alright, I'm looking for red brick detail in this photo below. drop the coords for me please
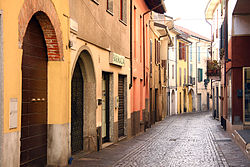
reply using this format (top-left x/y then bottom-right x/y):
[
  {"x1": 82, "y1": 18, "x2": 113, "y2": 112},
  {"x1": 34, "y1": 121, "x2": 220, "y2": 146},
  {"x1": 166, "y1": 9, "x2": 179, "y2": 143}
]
[{"x1": 18, "y1": 0, "x2": 63, "y2": 61}]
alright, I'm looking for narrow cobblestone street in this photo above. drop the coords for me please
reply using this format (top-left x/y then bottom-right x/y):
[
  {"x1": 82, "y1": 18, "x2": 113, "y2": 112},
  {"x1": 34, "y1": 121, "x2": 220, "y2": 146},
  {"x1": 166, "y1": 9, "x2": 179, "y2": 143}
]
[{"x1": 71, "y1": 111, "x2": 250, "y2": 167}]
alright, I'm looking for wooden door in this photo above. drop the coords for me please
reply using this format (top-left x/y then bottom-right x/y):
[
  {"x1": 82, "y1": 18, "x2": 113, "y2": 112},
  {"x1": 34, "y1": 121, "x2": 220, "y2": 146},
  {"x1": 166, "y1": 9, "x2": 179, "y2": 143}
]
[
  {"x1": 21, "y1": 16, "x2": 48, "y2": 167},
  {"x1": 71, "y1": 61, "x2": 84, "y2": 153}
]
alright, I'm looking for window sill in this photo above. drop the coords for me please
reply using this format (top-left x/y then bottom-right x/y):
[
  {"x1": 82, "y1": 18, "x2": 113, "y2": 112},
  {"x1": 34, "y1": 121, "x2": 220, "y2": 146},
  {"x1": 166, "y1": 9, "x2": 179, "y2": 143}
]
[
  {"x1": 91, "y1": 0, "x2": 99, "y2": 5},
  {"x1": 106, "y1": 10, "x2": 114, "y2": 16},
  {"x1": 119, "y1": 19, "x2": 127, "y2": 26}
]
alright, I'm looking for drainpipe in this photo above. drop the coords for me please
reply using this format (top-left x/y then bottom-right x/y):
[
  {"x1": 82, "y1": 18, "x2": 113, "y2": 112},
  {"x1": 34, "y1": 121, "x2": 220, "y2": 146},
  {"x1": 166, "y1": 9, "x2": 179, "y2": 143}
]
[
  {"x1": 129, "y1": 0, "x2": 133, "y2": 89},
  {"x1": 205, "y1": 14, "x2": 213, "y2": 108},
  {"x1": 224, "y1": 0, "x2": 228, "y2": 88},
  {"x1": 143, "y1": 3, "x2": 163, "y2": 85}
]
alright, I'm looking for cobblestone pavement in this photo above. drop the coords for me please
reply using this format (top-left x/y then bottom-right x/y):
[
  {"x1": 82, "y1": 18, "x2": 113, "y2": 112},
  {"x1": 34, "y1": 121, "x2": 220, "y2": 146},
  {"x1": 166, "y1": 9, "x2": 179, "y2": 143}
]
[{"x1": 71, "y1": 111, "x2": 250, "y2": 167}]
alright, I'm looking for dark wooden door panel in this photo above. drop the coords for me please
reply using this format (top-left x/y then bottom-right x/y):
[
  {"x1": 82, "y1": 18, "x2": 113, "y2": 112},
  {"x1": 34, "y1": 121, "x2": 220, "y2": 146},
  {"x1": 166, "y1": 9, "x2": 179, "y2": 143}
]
[
  {"x1": 21, "y1": 15, "x2": 47, "y2": 167},
  {"x1": 71, "y1": 61, "x2": 84, "y2": 153}
]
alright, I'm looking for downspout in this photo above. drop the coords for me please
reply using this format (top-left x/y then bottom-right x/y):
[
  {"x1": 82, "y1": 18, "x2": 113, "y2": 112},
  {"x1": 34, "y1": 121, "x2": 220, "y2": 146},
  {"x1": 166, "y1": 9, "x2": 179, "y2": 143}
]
[
  {"x1": 143, "y1": 3, "x2": 163, "y2": 85},
  {"x1": 129, "y1": 0, "x2": 133, "y2": 89},
  {"x1": 224, "y1": 0, "x2": 228, "y2": 88},
  {"x1": 205, "y1": 13, "x2": 213, "y2": 103}
]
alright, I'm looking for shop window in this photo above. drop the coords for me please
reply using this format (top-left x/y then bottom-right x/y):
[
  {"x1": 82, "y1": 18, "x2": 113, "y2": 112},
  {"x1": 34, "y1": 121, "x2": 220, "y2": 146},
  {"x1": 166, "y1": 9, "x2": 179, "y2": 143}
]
[
  {"x1": 227, "y1": 70, "x2": 232, "y2": 123},
  {"x1": 243, "y1": 68, "x2": 250, "y2": 124}
]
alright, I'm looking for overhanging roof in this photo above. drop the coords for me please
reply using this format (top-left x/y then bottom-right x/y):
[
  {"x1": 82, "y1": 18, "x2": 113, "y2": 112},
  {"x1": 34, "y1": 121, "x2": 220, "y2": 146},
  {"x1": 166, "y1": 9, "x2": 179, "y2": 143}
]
[
  {"x1": 144, "y1": 0, "x2": 166, "y2": 14},
  {"x1": 205, "y1": 0, "x2": 220, "y2": 20}
]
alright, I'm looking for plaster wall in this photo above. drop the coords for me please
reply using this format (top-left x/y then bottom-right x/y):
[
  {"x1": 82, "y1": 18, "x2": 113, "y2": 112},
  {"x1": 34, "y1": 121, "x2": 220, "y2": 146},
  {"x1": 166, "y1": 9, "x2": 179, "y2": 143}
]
[
  {"x1": 0, "y1": 10, "x2": 3, "y2": 167},
  {"x1": 1, "y1": 0, "x2": 70, "y2": 166}
]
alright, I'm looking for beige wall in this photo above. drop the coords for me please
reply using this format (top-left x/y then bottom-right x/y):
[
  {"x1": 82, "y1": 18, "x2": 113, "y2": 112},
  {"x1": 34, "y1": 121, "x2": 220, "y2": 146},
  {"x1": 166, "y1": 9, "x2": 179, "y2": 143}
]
[{"x1": 69, "y1": 0, "x2": 130, "y2": 59}]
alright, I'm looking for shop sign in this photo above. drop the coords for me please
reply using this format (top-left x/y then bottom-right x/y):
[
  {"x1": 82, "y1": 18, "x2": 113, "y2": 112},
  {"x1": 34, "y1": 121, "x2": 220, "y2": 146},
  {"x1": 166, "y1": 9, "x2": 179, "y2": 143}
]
[{"x1": 109, "y1": 52, "x2": 125, "y2": 67}]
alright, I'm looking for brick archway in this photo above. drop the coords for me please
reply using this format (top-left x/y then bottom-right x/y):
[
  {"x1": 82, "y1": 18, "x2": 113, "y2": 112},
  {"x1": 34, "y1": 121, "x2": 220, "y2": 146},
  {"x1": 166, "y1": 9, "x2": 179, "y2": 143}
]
[{"x1": 18, "y1": 0, "x2": 63, "y2": 61}]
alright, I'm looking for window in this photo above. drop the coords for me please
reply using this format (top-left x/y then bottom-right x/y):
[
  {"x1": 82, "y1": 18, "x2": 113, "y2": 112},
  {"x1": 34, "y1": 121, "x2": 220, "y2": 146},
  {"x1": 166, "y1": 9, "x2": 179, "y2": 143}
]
[
  {"x1": 155, "y1": 39, "x2": 160, "y2": 64},
  {"x1": 198, "y1": 46, "x2": 201, "y2": 63},
  {"x1": 107, "y1": 0, "x2": 113, "y2": 13},
  {"x1": 179, "y1": 42, "x2": 186, "y2": 61},
  {"x1": 190, "y1": 64, "x2": 193, "y2": 77},
  {"x1": 179, "y1": 68, "x2": 182, "y2": 86},
  {"x1": 189, "y1": 45, "x2": 192, "y2": 61},
  {"x1": 172, "y1": 65, "x2": 174, "y2": 79},
  {"x1": 184, "y1": 68, "x2": 186, "y2": 84},
  {"x1": 140, "y1": 16, "x2": 142, "y2": 62},
  {"x1": 120, "y1": 0, "x2": 127, "y2": 23},
  {"x1": 172, "y1": 37, "x2": 174, "y2": 51},
  {"x1": 198, "y1": 68, "x2": 203, "y2": 82},
  {"x1": 150, "y1": 40, "x2": 152, "y2": 77}
]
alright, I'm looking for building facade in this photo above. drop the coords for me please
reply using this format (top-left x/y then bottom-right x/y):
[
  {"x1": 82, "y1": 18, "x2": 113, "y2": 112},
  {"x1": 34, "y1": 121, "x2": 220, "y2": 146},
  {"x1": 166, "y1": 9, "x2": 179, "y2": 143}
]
[
  {"x1": 149, "y1": 12, "x2": 171, "y2": 124},
  {"x1": 131, "y1": 0, "x2": 165, "y2": 135},
  {"x1": 0, "y1": 0, "x2": 70, "y2": 166},
  {"x1": 69, "y1": 0, "x2": 131, "y2": 154}
]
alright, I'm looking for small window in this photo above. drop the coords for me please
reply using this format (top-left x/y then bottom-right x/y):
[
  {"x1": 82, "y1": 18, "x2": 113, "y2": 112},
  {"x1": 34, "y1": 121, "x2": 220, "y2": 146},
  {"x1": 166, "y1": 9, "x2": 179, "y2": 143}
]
[
  {"x1": 172, "y1": 65, "x2": 174, "y2": 79},
  {"x1": 189, "y1": 45, "x2": 192, "y2": 61},
  {"x1": 198, "y1": 46, "x2": 201, "y2": 63},
  {"x1": 107, "y1": 0, "x2": 113, "y2": 13},
  {"x1": 120, "y1": 0, "x2": 127, "y2": 23},
  {"x1": 190, "y1": 64, "x2": 193, "y2": 77},
  {"x1": 198, "y1": 68, "x2": 203, "y2": 82},
  {"x1": 179, "y1": 68, "x2": 182, "y2": 86},
  {"x1": 184, "y1": 68, "x2": 186, "y2": 84}
]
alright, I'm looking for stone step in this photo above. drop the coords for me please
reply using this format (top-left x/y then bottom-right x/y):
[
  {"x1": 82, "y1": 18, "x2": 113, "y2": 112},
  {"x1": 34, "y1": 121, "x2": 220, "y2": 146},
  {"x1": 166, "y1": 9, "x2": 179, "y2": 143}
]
[{"x1": 233, "y1": 130, "x2": 250, "y2": 155}]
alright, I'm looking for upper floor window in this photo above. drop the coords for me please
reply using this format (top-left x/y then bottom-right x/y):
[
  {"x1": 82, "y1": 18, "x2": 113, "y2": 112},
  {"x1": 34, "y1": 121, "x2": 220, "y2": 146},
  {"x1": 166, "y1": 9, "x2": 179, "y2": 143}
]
[
  {"x1": 179, "y1": 68, "x2": 182, "y2": 86},
  {"x1": 198, "y1": 46, "x2": 201, "y2": 63},
  {"x1": 107, "y1": 0, "x2": 113, "y2": 13},
  {"x1": 184, "y1": 68, "x2": 186, "y2": 84},
  {"x1": 179, "y1": 42, "x2": 186, "y2": 61},
  {"x1": 120, "y1": 0, "x2": 127, "y2": 23},
  {"x1": 172, "y1": 65, "x2": 174, "y2": 79},
  {"x1": 198, "y1": 68, "x2": 203, "y2": 82},
  {"x1": 189, "y1": 45, "x2": 192, "y2": 61}
]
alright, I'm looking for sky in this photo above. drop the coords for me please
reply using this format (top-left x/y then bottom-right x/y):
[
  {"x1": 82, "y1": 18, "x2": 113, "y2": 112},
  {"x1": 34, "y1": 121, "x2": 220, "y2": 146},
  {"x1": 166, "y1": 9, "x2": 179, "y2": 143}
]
[{"x1": 165, "y1": 0, "x2": 211, "y2": 39}]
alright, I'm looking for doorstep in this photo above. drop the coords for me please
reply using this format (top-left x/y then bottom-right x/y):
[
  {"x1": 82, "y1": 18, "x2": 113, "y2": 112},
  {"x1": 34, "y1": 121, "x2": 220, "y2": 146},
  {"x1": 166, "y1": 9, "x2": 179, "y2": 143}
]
[{"x1": 233, "y1": 130, "x2": 250, "y2": 157}]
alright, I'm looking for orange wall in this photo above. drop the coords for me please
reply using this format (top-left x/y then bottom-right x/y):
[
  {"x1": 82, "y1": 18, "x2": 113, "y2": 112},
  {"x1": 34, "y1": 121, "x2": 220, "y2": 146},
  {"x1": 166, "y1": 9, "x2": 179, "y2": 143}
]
[{"x1": 132, "y1": 0, "x2": 150, "y2": 116}]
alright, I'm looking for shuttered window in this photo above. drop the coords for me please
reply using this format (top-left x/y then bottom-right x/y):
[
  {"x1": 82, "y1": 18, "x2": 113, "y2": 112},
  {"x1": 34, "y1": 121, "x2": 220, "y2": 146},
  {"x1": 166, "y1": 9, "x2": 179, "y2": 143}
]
[
  {"x1": 198, "y1": 68, "x2": 203, "y2": 82},
  {"x1": 179, "y1": 42, "x2": 186, "y2": 61},
  {"x1": 155, "y1": 39, "x2": 160, "y2": 64}
]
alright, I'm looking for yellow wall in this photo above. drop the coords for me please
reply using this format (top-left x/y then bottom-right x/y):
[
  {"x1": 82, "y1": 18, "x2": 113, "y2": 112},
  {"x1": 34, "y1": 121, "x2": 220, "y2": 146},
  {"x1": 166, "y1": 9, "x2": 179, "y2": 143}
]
[
  {"x1": 177, "y1": 39, "x2": 189, "y2": 114},
  {"x1": 1, "y1": 0, "x2": 70, "y2": 133}
]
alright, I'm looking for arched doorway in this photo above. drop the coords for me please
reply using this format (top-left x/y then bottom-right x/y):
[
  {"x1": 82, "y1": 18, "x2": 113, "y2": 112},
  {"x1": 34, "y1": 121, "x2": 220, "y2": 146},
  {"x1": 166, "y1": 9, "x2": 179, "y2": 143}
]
[
  {"x1": 71, "y1": 48, "x2": 96, "y2": 153},
  {"x1": 171, "y1": 90, "x2": 175, "y2": 115},
  {"x1": 21, "y1": 15, "x2": 48, "y2": 167},
  {"x1": 71, "y1": 60, "x2": 84, "y2": 153},
  {"x1": 188, "y1": 89, "x2": 194, "y2": 112}
]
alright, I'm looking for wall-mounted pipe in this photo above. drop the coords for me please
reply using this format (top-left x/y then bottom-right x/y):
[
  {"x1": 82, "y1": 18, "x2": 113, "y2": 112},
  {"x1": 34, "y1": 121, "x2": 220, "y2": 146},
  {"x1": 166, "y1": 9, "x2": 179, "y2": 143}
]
[{"x1": 129, "y1": 0, "x2": 133, "y2": 89}]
